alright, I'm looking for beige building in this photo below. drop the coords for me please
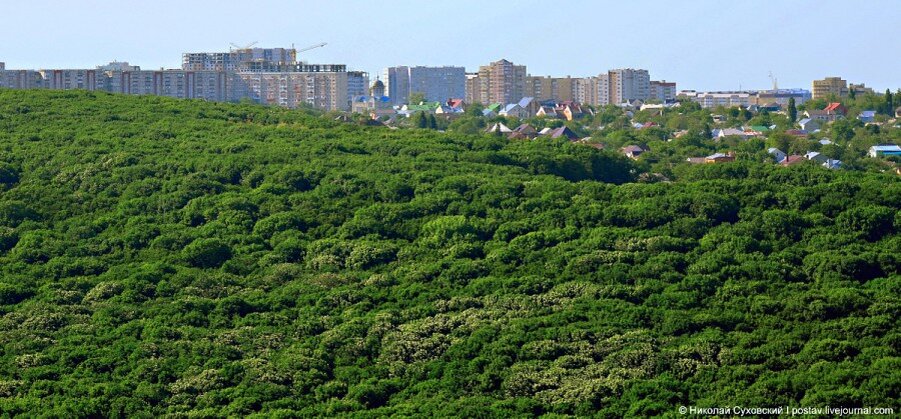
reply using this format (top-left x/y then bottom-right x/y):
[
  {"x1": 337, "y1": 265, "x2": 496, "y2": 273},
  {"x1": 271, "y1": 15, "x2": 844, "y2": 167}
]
[
  {"x1": 850, "y1": 83, "x2": 875, "y2": 96},
  {"x1": 474, "y1": 59, "x2": 526, "y2": 105},
  {"x1": 235, "y1": 71, "x2": 348, "y2": 110},
  {"x1": 524, "y1": 75, "x2": 581, "y2": 102},
  {"x1": 812, "y1": 77, "x2": 848, "y2": 99},
  {"x1": 649, "y1": 80, "x2": 677, "y2": 102}
]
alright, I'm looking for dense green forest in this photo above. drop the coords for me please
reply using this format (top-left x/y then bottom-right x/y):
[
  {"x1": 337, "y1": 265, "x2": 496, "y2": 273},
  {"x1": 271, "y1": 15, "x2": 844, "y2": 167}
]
[{"x1": 0, "y1": 90, "x2": 898, "y2": 417}]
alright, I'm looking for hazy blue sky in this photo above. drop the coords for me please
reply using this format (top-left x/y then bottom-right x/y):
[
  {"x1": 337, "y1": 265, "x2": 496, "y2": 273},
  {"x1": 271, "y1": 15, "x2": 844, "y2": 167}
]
[{"x1": 1, "y1": 0, "x2": 898, "y2": 91}]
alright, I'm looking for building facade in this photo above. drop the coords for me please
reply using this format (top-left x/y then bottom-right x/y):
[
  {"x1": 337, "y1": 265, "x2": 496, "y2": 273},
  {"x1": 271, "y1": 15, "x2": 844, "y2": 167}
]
[
  {"x1": 680, "y1": 90, "x2": 753, "y2": 108},
  {"x1": 608, "y1": 68, "x2": 650, "y2": 103},
  {"x1": 182, "y1": 47, "x2": 297, "y2": 71},
  {"x1": 649, "y1": 80, "x2": 677, "y2": 102},
  {"x1": 347, "y1": 71, "x2": 370, "y2": 107},
  {"x1": 475, "y1": 59, "x2": 526, "y2": 105},
  {"x1": 755, "y1": 88, "x2": 811, "y2": 106},
  {"x1": 812, "y1": 77, "x2": 848, "y2": 99},
  {"x1": 1, "y1": 48, "x2": 358, "y2": 111},
  {"x1": 382, "y1": 66, "x2": 465, "y2": 105}
]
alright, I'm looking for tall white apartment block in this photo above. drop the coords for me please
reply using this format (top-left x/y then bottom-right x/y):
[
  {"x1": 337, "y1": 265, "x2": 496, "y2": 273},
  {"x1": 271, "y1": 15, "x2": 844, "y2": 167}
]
[{"x1": 383, "y1": 66, "x2": 465, "y2": 104}]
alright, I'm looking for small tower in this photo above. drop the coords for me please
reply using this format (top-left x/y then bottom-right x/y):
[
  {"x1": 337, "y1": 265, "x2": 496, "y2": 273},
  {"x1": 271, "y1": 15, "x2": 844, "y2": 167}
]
[{"x1": 370, "y1": 78, "x2": 385, "y2": 99}]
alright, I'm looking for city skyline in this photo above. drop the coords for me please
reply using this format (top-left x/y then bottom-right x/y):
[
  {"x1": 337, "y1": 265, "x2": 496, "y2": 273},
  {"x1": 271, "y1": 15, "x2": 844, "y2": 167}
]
[{"x1": 1, "y1": 0, "x2": 899, "y2": 92}]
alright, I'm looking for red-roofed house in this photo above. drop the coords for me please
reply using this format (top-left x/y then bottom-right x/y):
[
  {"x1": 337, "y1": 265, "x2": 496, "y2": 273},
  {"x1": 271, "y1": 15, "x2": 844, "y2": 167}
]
[
  {"x1": 805, "y1": 103, "x2": 847, "y2": 122},
  {"x1": 780, "y1": 155, "x2": 806, "y2": 166},
  {"x1": 446, "y1": 98, "x2": 465, "y2": 110},
  {"x1": 824, "y1": 102, "x2": 847, "y2": 115}
]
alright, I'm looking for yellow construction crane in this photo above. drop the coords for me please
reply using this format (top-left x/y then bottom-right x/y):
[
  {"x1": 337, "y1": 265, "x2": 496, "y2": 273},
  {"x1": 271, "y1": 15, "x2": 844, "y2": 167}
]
[{"x1": 229, "y1": 41, "x2": 259, "y2": 52}]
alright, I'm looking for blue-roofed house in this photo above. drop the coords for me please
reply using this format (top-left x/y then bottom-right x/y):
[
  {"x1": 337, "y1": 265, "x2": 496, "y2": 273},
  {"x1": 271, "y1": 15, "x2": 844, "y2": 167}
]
[
  {"x1": 822, "y1": 159, "x2": 842, "y2": 170},
  {"x1": 798, "y1": 118, "x2": 821, "y2": 131},
  {"x1": 499, "y1": 103, "x2": 528, "y2": 119},
  {"x1": 518, "y1": 97, "x2": 539, "y2": 116},
  {"x1": 858, "y1": 110, "x2": 877, "y2": 123},
  {"x1": 868, "y1": 144, "x2": 901, "y2": 158},
  {"x1": 768, "y1": 147, "x2": 787, "y2": 163}
]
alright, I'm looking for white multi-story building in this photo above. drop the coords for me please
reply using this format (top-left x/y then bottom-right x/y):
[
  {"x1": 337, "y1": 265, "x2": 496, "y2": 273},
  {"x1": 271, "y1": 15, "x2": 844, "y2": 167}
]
[
  {"x1": 609, "y1": 68, "x2": 650, "y2": 103},
  {"x1": 0, "y1": 68, "x2": 42, "y2": 89},
  {"x1": 383, "y1": 65, "x2": 465, "y2": 104},
  {"x1": 39, "y1": 69, "x2": 100, "y2": 90},
  {"x1": 680, "y1": 90, "x2": 754, "y2": 108}
]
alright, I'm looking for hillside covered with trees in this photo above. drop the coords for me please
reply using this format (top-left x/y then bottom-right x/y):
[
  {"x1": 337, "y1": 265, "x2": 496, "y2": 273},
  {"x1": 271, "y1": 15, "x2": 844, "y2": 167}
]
[{"x1": 0, "y1": 90, "x2": 898, "y2": 417}]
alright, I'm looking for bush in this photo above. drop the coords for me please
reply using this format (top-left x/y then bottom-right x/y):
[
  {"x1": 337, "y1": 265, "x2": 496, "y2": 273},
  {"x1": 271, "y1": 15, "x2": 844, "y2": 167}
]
[{"x1": 183, "y1": 238, "x2": 233, "y2": 268}]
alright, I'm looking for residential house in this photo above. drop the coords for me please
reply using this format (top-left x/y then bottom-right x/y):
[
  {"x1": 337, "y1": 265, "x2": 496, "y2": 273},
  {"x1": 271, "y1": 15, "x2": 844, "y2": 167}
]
[
  {"x1": 748, "y1": 125, "x2": 770, "y2": 134},
  {"x1": 622, "y1": 145, "x2": 645, "y2": 159},
  {"x1": 485, "y1": 122, "x2": 513, "y2": 134},
  {"x1": 759, "y1": 102, "x2": 781, "y2": 112},
  {"x1": 482, "y1": 108, "x2": 497, "y2": 118},
  {"x1": 435, "y1": 104, "x2": 463, "y2": 115},
  {"x1": 686, "y1": 157, "x2": 708, "y2": 164},
  {"x1": 868, "y1": 144, "x2": 901, "y2": 158},
  {"x1": 705, "y1": 152, "x2": 735, "y2": 163},
  {"x1": 538, "y1": 127, "x2": 553, "y2": 135},
  {"x1": 767, "y1": 148, "x2": 787, "y2": 163},
  {"x1": 804, "y1": 151, "x2": 828, "y2": 163},
  {"x1": 714, "y1": 127, "x2": 750, "y2": 140},
  {"x1": 499, "y1": 103, "x2": 528, "y2": 119},
  {"x1": 896, "y1": 106, "x2": 901, "y2": 118},
  {"x1": 804, "y1": 102, "x2": 847, "y2": 123},
  {"x1": 446, "y1": 98, "x2": 465, "y2": 110},
  {"x1": 822, "y1": 159, "x2": 842, "y2": 170},
  {"x1": 400, "y1": 102, "x2": 440, "y2": 117},
  {"x1": 786, "y1": 129, "x2": 809, "y2": 137},
  {"x1": 780, "y1": 155, "x2": 806, "y2": 166},
  {"x1": 518, "y1": 97, "x2": 539, "y2": 116},
  {"x1": 556, "y1": 101, "x2": 585, "y2": 121},
  {"x1": 858, "y1": 110, "x2": 877, "y2": 123},
  {"x1": 549, "y1": 126, "x2": 579, "y2": 140},
  {"x1": 798, "y1": 118, "x2": 821, "y2": 131},
  {"x1": 536, "y1": 106, "x2": 558, "y2": 118},
  {"x1": 818, "y1": 138, "x2": 833, "y2": 145},
  {"x1": 509, "y1": 123, "x2": 538, "y2": 139}
]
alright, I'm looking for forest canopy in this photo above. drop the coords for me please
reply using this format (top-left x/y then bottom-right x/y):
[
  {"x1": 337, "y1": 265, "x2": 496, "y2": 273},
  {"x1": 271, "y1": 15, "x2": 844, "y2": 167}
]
[{"x1": 0, "y1": 90, "x2": 897, "y2": 417}]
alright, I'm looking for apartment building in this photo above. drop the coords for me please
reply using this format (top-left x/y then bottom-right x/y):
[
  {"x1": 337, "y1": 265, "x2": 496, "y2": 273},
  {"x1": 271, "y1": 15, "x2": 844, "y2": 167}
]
[
  {"x1": 608, "y1": 68, "x2": 650, "y2": 103},
  {"x1": 0, "y1": 68, "x2": 42, "y2": 89},
  {"x1": 755, "y1": 88, "x2": 811, "y2": 106},
  {"x1": 182, "y1": 47, "x2": 296, "y2": 71},
  {"x1": 347, "y1": 71, "x2": 370, "y2": 106},
  {"x1": 383, "y1": 66, "x2": 465, "y2": 105},
  {"x1": 679, "y1": 90, "x2": 753, "y2": 108},
  {"x1": 464, "y1": 72, "x2": 479, "y2": 104},
  {"x1": 812, "y1": 77, "x2": 848, "y2": 99},
  {"x1": 474, "y1": 59, "x2": 526, "y2": 105},
  {"x1": 39, "y1": 69, "x2": 99, "y2": 91},
  {"x1": 649, "y1": 80, "x2": 677, "y2": 102},
  {"x1": 383, "y1": 66, "x2": 410, "y2": 105},
  {"x1": 235, "y1": 70, "x2": 348, "y2": 110}
]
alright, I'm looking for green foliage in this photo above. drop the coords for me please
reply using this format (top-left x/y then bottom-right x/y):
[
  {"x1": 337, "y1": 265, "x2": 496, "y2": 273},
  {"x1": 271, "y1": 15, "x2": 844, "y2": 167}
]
[
  {"x1": 183, "y1": 238, "x2": 233, "y2": 268},
  {"x1": 0, "y1": 90, "x2": 897, "y2": 417}
]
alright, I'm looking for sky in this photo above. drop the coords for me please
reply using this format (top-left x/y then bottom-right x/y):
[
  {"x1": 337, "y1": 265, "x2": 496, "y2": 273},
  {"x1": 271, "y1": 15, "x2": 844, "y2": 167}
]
[{"x1": 1, "y1": 0, "x2": 899, "y2": 91}]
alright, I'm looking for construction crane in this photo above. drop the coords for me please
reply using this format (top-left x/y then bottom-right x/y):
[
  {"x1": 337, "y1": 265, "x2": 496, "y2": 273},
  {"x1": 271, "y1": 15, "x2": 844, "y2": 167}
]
[
  {"x1": 229, "y1": 41, "x2": 258, "y2": 52},
  {"x1": 296, "y1": 42, "x2": 327, "y2": 53},
  {"x1": 768, "y1": 71, "x2": 778, "y2": 90}
]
